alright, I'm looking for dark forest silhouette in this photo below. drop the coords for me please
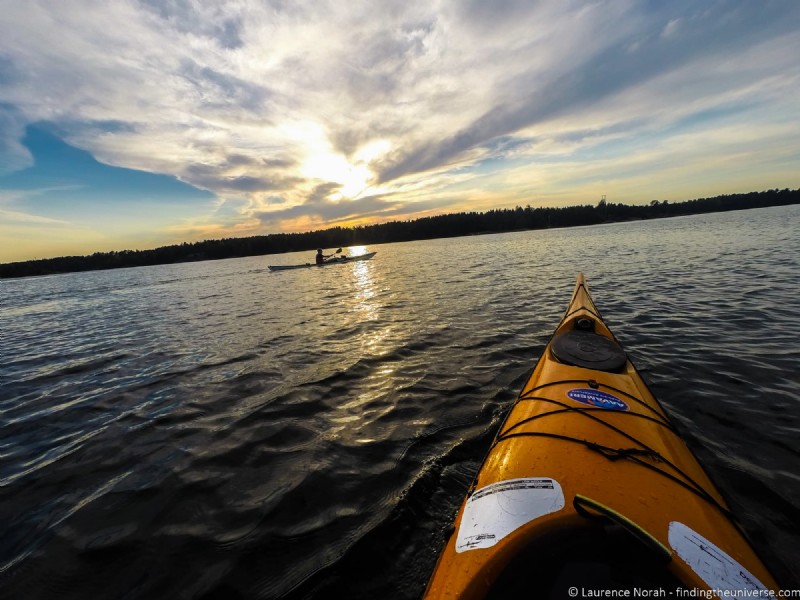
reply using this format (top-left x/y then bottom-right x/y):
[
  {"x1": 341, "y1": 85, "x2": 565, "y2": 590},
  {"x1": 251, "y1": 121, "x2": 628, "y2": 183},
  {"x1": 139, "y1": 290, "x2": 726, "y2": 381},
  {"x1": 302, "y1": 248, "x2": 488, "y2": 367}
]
[{"x1": 2, "y1": 188, "x2": 797, "y2": 278}]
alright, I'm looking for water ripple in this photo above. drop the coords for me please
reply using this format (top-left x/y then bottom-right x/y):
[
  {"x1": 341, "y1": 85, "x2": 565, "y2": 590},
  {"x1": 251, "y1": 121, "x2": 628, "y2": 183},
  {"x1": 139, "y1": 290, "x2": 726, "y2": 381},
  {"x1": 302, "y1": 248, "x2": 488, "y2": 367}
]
[{"x1": 0, "y1": 205, "x2": 798, "y2": 598}]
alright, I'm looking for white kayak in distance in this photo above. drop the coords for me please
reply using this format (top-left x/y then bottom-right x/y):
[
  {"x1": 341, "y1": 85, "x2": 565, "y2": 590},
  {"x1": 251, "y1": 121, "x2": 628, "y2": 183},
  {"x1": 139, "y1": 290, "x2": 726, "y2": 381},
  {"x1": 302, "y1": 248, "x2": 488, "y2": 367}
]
[{"x1": 268, "y1": 252, "x2": 377, "y2": 272}]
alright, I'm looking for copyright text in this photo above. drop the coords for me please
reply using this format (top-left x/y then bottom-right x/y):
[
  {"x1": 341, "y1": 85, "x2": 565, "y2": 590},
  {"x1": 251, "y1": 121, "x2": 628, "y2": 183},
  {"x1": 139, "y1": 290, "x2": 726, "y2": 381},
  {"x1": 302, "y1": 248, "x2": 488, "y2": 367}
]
[{"x1": 566, "y1": 589, "x2": 800, "y2": 598}]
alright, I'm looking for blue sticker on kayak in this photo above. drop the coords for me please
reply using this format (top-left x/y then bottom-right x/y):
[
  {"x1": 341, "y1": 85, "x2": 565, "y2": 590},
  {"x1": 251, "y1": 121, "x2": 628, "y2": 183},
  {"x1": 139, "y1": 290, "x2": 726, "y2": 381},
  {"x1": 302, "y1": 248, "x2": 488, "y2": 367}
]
[{"x1": 567, "y1": 389, "x2": 629, "y2": 411}]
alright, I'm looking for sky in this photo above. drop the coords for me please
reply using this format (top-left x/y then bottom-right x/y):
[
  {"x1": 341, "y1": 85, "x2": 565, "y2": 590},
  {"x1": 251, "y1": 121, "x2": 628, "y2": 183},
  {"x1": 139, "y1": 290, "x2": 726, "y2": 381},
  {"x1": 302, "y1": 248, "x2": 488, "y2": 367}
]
[{"x1": 1, "y1": 1, "x2": 799, "y2": 263}]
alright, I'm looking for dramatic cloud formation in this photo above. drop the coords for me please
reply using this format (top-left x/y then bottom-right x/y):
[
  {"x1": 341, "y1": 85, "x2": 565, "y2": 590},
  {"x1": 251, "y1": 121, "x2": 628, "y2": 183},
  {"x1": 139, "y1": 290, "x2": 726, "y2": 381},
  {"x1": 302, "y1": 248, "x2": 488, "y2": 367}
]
[{"x1": 1, "y1": 0, "x2": 799, "y2": 261}]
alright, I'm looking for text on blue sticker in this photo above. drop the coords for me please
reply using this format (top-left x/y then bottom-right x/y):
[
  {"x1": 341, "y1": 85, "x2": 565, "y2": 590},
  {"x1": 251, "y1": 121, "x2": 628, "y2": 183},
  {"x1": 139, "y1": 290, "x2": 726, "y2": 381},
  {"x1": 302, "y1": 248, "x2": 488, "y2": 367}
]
[{"x1": 567, "y1": 388, "x2": 629, "y2": 411}]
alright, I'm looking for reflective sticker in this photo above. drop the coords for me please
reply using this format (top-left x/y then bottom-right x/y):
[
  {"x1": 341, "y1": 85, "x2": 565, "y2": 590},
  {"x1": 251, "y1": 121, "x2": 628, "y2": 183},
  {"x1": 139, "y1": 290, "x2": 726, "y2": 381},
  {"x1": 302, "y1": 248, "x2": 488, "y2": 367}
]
[
  {"x1": 668, "y1": 521, "x2": 768, "y2": 592},
  {"x1": 455, "y1": 478, "x2": 565, "y2": 553},
  {"x1": 567, "y1": 388, "x2": 629, "y2": 411}
]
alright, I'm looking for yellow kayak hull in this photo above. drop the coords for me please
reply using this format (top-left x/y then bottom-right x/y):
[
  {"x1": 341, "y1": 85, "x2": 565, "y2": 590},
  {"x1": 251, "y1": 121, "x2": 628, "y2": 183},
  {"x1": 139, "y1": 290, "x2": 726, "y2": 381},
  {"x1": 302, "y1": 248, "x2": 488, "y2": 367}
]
[{"x1": 424, "y1": 274, "x2": 778, "y2": 598}]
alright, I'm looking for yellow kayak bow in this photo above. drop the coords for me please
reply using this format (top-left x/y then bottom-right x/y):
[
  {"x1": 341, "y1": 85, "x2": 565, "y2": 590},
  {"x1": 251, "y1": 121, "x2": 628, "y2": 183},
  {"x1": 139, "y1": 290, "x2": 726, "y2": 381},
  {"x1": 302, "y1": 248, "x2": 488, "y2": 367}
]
[{"x1": 424, "y1": 273, "x2": 778, "y2": 599}]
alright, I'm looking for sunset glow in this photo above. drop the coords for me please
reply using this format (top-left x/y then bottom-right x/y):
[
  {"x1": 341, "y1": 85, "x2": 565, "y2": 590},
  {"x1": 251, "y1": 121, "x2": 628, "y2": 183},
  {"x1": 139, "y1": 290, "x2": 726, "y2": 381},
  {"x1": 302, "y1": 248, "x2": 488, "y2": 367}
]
[{"x1": 1, "y1": 1, "x2": 799, "y2": 262}]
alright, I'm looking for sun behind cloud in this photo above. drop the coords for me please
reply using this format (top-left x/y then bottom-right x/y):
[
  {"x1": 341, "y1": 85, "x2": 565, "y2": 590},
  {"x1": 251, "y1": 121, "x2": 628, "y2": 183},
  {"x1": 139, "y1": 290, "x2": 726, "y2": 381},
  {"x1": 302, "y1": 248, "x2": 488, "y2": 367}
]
[{"x1": 302, "y1": 138, "x2": 392, "y2": 200}]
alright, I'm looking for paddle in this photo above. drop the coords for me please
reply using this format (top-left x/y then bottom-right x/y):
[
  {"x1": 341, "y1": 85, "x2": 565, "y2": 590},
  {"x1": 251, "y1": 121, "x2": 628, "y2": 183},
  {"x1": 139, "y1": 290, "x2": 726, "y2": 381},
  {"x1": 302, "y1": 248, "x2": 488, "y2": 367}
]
[{"x1": 326, "y1": 248, "x2": 343, "y2": 262}]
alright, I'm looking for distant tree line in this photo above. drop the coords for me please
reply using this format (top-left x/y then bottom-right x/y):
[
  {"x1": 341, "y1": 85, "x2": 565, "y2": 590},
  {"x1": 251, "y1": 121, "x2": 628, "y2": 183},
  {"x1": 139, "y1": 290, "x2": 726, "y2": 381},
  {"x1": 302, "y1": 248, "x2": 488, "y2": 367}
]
[{"x1": 2, "y1": 188, "x2": 798, "y2": 278}]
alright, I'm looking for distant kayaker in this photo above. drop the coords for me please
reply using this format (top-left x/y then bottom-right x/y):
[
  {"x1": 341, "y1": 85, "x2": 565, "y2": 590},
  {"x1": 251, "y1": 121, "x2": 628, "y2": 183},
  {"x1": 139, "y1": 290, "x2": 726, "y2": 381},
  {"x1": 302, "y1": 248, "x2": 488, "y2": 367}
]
[{"x1": 316, "y1": 248, "x2": 335, "y2": 264}]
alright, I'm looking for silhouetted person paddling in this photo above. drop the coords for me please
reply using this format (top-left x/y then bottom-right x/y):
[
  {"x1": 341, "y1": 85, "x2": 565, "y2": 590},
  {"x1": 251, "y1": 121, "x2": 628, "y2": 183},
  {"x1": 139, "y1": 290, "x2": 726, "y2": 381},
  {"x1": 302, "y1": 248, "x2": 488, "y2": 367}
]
[{"x1": 316, "y1": 248, "x2": 338, "y2": 264}]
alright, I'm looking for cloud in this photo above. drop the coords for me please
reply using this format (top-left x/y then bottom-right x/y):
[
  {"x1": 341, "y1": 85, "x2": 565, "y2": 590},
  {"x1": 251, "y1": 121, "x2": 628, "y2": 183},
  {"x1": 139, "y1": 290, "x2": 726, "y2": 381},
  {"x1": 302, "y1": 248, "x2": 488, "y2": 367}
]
[
  {"x1": 0, "y1": 0, "x2": 799, "y2": 261},
  {"x1": 138, "y1": 0, "x2": 246, "y2": 49},
  {"x1": 183, "y1": 162, "x2": 303, "y2": 193},
  {"x1": 255, "y1": 187, "x2": 457, "y2": 231},
  {"x1": 0, "y1": 104, "x2": 32, "y2": 174},
  {"x1": 0, "y1": 207, "x2": 72, "y2": 226},
  {"x1": 377, "y1": 2, "x2": 800, "y2": 182},
  {"x1": 177, "y1": 58, "x2": 271, "y2": 114},
  {"x1": 661, "y1": 18, "x2": 682, "y2": 39}
]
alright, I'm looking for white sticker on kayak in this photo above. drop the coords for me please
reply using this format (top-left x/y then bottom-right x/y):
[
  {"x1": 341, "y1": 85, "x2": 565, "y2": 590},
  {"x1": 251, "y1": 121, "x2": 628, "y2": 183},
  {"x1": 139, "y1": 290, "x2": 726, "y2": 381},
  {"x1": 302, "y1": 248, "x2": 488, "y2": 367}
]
[
  {"x1": 567, "y1": 388, "x2": 629, "y2": 411},
  {"x1": 668, "y1": 521, "x2": 768, "y2": 592},
  {"x1": 455, "y1": 478, "x2": 565, "y2": 553}
]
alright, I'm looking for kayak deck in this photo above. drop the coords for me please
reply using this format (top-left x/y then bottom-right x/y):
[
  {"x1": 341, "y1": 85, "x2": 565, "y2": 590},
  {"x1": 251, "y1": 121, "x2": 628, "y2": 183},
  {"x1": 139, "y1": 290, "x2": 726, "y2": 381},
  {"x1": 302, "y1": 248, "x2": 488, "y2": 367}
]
[
  {"x1": 268, "y1": 251, "x2": 376, "y2": 271},
  {"x1": 424, "y1": 273, "x2": 778, "y2": 598}
]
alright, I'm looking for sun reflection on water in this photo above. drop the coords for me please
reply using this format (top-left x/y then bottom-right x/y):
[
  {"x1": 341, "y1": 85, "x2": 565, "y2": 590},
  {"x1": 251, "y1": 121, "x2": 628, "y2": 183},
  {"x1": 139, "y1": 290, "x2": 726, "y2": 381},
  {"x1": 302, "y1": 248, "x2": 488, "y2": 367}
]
[
  {"x1": 347, "y1": 245, "x2": 368, "y2": 257},
  {"x1": 349, "y1": 257, "x2": 392, "y2": 356}
]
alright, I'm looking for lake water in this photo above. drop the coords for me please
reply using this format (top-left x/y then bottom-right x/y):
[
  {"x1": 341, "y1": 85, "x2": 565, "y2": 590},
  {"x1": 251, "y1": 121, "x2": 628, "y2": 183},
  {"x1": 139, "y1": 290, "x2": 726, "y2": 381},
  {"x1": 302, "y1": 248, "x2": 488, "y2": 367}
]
[{"x1": 1, "y1": 205, "x2": 798, "y2": 598}]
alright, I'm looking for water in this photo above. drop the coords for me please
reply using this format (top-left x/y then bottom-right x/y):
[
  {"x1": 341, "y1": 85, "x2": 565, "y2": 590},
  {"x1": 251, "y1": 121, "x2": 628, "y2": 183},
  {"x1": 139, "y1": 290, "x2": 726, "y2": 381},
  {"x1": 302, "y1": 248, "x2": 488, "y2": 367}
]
[{"x1": 1, "y1": 205, "x2": 798, "y2": 598}]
